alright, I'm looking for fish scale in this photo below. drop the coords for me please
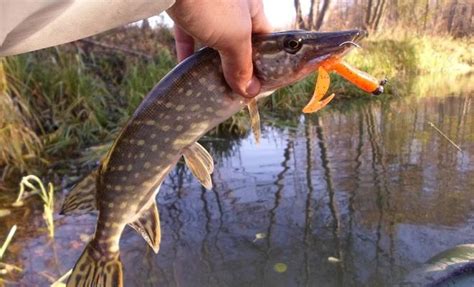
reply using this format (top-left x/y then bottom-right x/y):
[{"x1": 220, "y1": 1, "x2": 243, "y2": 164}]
[{"x1": 65, "y1": 29, "x2": 363, "y2": 287}]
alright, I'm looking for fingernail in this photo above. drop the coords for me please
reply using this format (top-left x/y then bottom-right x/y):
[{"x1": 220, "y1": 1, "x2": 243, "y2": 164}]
[{"x1": 245, "y1": 77, "x2": 261, "y2": 97}]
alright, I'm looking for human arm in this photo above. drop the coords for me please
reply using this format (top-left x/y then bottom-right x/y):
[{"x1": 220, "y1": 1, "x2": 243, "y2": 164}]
[{"x1": 0, "y1": 0, "x2": 175, "y2": 56}]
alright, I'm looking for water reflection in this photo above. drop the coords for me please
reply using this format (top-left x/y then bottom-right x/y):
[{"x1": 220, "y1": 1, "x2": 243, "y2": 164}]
[{"x1": 1, "y1": 76, "x2": 473, "y2": 286}]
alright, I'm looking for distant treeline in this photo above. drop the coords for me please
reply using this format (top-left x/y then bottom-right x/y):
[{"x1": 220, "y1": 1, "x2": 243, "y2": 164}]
[{"x1": 294, "y1": 0, "x2": 473, "y2": 37}]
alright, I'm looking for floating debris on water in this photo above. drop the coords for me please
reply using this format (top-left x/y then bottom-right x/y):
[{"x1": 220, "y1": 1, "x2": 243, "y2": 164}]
[
  {"x1": 79, "y1": 234, "x2": 92, "y2": 243},
  {"x1": 253, "y1": 232, "x2": 266, "y2": 242},
  {"x1": 328, "y1": 256, "x2": 341, "y2": 263},
  {"x1": 428, "y1": 121, "x2": 462, "y2": 152}
]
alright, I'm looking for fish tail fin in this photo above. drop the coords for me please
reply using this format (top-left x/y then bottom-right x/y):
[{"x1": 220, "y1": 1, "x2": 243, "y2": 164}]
[{"x1": 67, "y1": 243, "x2": 123, "y2": 287}]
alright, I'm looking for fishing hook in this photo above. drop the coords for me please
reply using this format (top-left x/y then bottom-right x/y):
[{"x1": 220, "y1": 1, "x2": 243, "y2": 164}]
[{"x1": 338, "y1": 41, "x2": 361, "y2": 49}]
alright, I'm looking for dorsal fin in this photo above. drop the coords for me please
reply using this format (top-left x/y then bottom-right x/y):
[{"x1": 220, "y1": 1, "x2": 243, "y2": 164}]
[
  {"x1": 247, "y1": 98, "x2": 261, "y2": 144},
  {"x1": 128, "y1": 202, "x2": 161, "y2": 253},
  {"x1": 182, "y1": 142, "x2": 214, "y2": 190},
  {"x1": 60, "y1": 170, "x2": 98, "y2": 215}
]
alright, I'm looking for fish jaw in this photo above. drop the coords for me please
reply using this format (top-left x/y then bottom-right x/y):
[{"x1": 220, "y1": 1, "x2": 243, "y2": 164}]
[{"x1": 252, "y1": 29, "x2": 364, "y2": 93}]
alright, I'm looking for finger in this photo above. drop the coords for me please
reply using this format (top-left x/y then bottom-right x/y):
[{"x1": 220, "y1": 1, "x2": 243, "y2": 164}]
[
  {"x1": 219, "y1": 0, "x2": 271, "y2": 97},
  {"x1": 219, "y1": 35, "x2": 260, "y2": 98},
  {"x1": 174, "y1": 25, "x2": 195, "y2": 62}
]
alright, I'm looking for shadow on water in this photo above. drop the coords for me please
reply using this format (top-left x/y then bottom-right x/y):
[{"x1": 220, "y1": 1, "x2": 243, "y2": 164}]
[{"x1": 1, "y1": 73, "x2": 474, "y2": 286}]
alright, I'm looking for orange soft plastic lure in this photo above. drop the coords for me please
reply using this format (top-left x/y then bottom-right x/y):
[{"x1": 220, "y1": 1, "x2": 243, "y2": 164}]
[
  {"x1": 323, "y1": 60, "x2": 385, "y2": 95},
  {"x1": 302, "y1": 59, "x2": 386, "y2": 114},
  {"x1": 302, "y1": 67, "x2": 333, "y2": 113}
]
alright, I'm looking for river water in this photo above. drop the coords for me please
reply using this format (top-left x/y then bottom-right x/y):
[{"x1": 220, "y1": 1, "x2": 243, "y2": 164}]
[{"x1": 1, "y1": 74, "x2": 473, "y2": 286}]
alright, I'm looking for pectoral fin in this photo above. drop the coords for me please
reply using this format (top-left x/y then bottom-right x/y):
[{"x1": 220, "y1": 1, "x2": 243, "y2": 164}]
[
  {"x1": 183, "y1": 142, "x2": 214, "y2": 190},
  {"x1": 247, "y1": 98, "x2": 261, "y2": 144},
  {"x1": 128, "y1": 202, "x2": 161, "y2": 254}
]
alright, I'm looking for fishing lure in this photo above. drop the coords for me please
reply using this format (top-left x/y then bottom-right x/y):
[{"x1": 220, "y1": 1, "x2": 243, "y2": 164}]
[
  {"x1": 303, "y1": 59, "x2": 386, "y2": 113},
  {"x1": 302, "y1": 66, "x2": 335, "y2": 113},
  {"x1": 326, "y1": 60, "x2": 386, "y2": 95}
]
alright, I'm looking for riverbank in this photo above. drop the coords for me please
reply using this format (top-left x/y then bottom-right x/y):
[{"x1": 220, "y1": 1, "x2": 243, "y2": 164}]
[{"x1": 0, "y1": 26, "x2": 472, "y2": 186}]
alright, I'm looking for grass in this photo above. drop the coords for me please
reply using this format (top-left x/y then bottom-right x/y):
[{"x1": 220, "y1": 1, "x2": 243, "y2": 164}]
[
  {"x1": 1, "y1": 31, "x2": 175, "y2": 181},
  {"x1": 14, "y1": 175, "x2": 55, "y2": 238},
  {"x1": 0, "y1": 225, "x2": 16, "y2": 259},
  {"x1": 0, "y1": 27, "x2": 472, "y2": 187},
  {"x1": 346, "y1": 34, "x2": 473, "y2": 77},
  {"x1": 0, "y1": 225, "x2": 21, "y2": 280},
  {"x1": 0, "y1": 59, "x2": 43, "y2": 176},
  {"x1": 51, "y1": 269, "x2": 72, "y2": 287}
]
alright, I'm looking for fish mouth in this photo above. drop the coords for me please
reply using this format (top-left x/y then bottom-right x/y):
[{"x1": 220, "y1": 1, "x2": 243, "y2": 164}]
[{"x1": 302, "y1": 29, "x2": 365, "y2": 69}]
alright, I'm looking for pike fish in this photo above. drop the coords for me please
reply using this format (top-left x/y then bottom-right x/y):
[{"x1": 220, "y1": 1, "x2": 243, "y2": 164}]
[{"x1": 63, "y1": 29, "x2": 364, "y2": 286}]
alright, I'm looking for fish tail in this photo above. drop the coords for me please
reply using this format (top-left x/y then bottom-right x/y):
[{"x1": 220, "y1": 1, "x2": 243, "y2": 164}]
[{"x1": 67, "y1": 243, "x2": 123, "y2": 287}]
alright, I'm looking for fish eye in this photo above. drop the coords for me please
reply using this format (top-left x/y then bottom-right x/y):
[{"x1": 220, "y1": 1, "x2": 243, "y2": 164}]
[{"x1": 283, "y1": 37, "x2": 303, "y2": 54}]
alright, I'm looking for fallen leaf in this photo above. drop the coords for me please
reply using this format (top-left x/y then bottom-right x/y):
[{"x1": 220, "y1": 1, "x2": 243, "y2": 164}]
[
  {"x1": 253, "y1": 233, "x2": 266, "y2": 242},
  {"x1": 273, "y1": 263, "x2": 287, "y2": 273},
  {"x1": 328, "y1": 256, "x2": 341, "y2": 263}
]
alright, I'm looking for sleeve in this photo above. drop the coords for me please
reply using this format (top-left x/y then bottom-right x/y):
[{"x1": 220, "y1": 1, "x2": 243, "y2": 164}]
[{"x1": 0, "y1": 0, "x2": 175, "y2": 56}]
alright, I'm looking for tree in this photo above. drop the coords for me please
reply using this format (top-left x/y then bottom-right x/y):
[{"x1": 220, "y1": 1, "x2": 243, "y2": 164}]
[
  {"x1": 294, "y1": 0, "x2": 305, "y2": 29},
  {"x1": 445, "y1": 0, "x2": 473, "y2": 37},
  {"x1": 315, "y1": 0, "x2": 331, "y2": 30},
  {"x1": 364, "y1": 0, "x2": 387, "y2": 32},
  {"x1": 308, "y1": 0, "x2": 320, "y2": 29},
  {"x1": 294, "y1": 0, "x2": 331, "y2": 30},
  {"x1": 293, "y1": 0, "x2": 471, "y2": 36}
]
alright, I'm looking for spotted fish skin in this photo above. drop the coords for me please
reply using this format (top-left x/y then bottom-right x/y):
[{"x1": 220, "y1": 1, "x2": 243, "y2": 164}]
[
  {"x1": 67, "y1": 30, "x2": 363, "y2": 287},
  {"x1": 91, "y1": 49, "x2": 241, "y2": 253}
]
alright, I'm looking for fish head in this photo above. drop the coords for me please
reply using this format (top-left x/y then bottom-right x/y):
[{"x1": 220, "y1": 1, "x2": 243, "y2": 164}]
[{"x1": 252, "y1": 29, "x2": 364, "y2": 92}]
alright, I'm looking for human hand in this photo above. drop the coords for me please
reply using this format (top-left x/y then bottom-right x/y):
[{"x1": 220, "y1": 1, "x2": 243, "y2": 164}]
[{"x1": 167, "y1": 0, "x2": 272, "y2": 98}]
